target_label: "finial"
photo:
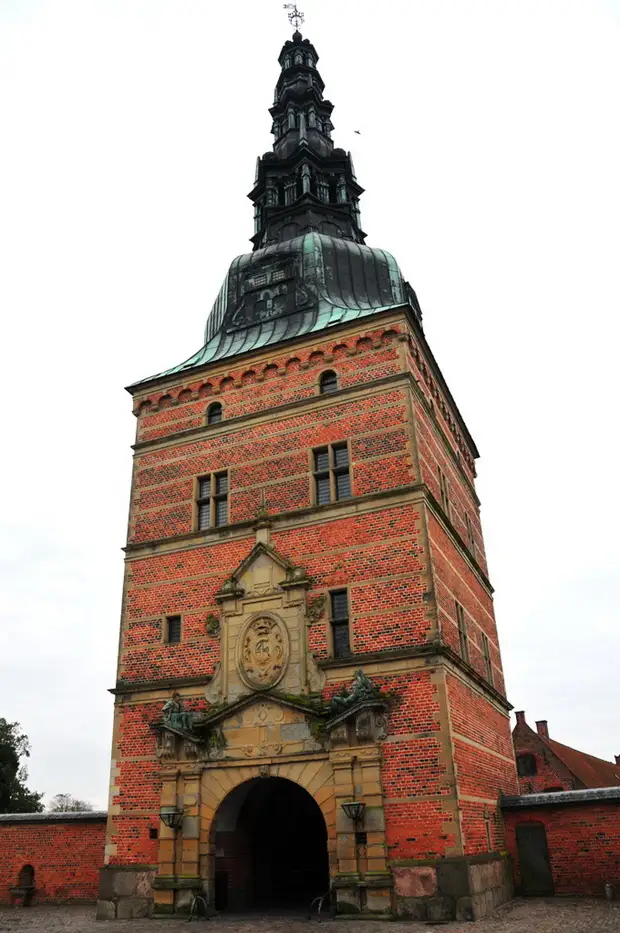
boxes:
[283,3,304,32]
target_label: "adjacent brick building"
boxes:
[513,711,620,795]
[97,28,518,922]
[0,812,106,905]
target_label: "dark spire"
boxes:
[248,32,365,250]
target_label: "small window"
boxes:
[438,466,450,517]
[149,826,159,839]
[165,615,182,645]
[207,402,222,425]
[465,512,476,556]
[313,443,351,504]
[456,601,468,663]
[481,632,493,685]
[517,753,538,777]
[196,471,229,529]
[319,370,338,394]
[330,589,351,658]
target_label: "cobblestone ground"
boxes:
[1,900,620,933]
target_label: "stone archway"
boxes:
[210,777,329,910]
[199,759,338,911]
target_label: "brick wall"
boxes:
[512,717,576,794]
[107,309,516,879]
[504,803,620,895]
[0,814,106,904]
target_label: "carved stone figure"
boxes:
[329,669,381,714]
[161,693,194,732]
[238,615,289,689]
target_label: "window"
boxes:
[207,402,222,425]
[165,615,182,645]
[330,589,351,658]
[456,601,469,663]
[516,754,538,777]
[481,632,493,685]
[319,370,338,394]
[438,466,450,517]
[465,512,476,556]
[313,443,351,504]
[197,472,229,529]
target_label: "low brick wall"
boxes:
[0,812,106,904]
[503,788,620,896]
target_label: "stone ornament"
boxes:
[237,614,289,690]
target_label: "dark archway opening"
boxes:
[213,777,329,912]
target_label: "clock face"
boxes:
[226,260,311,332]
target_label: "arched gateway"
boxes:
[211,777,329,910]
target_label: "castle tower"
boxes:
[98,28,518,923]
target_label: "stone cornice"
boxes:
[109,674,211,696]
[123,481,494,599]
[318,641,511,711]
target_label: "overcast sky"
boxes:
[1,0,619,810]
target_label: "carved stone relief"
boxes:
[237,614,290,690]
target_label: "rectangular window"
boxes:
[456,601,469,663]
[313,443,351,505]
[465,512,476,557]
[330,589,351,658]
[438,466,450,517]
[196,471,229,530]
[481,632,493,685]
[165,615,182,645]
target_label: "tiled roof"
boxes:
[541,736,620,789]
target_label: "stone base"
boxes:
[96,866,156,920]
[333,872,393,916]
[392,853,513,921]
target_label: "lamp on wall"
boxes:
[341,801,366,825]
[159,805,184,831]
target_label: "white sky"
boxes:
[0,0,619,809]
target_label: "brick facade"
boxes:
[99,307,518,922]
[0,813,106,904]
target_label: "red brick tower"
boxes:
[98,28,518,923]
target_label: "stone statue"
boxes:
[329,669,380,714]
[162,693,194,732]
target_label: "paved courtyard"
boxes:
[1,899,620,933]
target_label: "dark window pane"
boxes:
[320,371,338,394]
[333,622,351,658]
[199,478,211,499]
[167,616,181,644]
[214,498,228,527]
[198,502,211,529]
[517,754,537,777]
[207,403,222,425]
[335,471,351,500]
[215,472,228,494]
[333,444,349,467]
[331,590,348,621]
[316,475,331,505]
[314,448,329,472]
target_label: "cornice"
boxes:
[318,641,511,711]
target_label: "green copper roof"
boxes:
[133,233,421,386]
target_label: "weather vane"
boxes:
[283,3,305,31]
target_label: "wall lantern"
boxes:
[341,801,366,825]
[159,805,184,831]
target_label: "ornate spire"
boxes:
[248,32,365,250]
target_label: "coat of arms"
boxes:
[238,615,289,689]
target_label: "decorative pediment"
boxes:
[214,542,310,603]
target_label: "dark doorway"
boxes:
[213,777,329,912]
[516,821,554,895]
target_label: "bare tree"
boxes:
[48,793,93,812]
